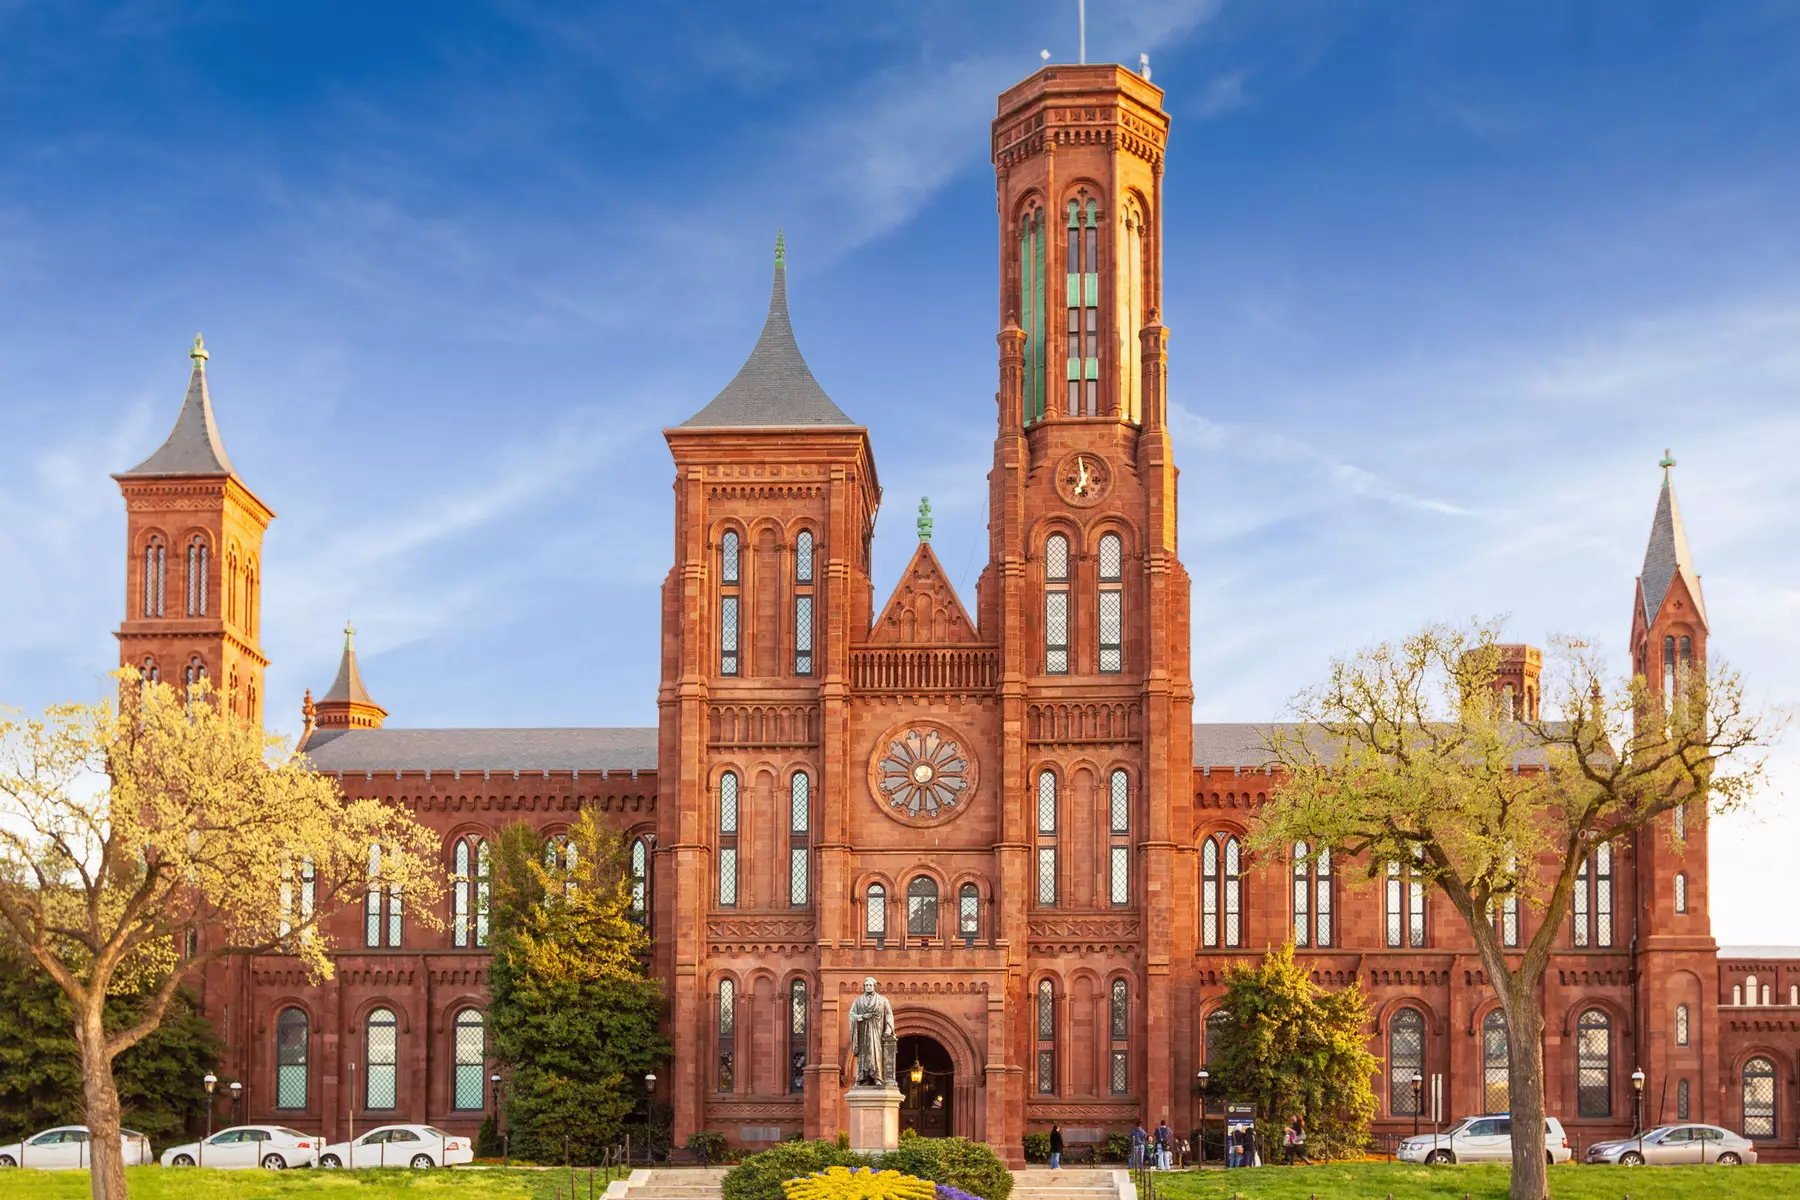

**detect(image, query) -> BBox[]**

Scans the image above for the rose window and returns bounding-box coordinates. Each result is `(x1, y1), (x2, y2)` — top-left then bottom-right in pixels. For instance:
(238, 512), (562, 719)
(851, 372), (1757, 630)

(875, 727), (972, 819)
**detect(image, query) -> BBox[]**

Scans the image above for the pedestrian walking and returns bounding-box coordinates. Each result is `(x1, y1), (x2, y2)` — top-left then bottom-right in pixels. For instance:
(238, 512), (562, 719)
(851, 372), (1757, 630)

(1155, 1120), (1172, 1170)
(1129, 1122), (1148, 1170)
(1285, 1117), (1311, 1166)
(1049, 1123), (1064, 1170)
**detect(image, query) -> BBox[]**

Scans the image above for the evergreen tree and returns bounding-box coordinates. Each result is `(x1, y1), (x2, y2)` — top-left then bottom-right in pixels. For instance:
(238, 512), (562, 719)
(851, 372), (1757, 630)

(486, 812), (669, 1163)
(1208, 943), (1378, 1162)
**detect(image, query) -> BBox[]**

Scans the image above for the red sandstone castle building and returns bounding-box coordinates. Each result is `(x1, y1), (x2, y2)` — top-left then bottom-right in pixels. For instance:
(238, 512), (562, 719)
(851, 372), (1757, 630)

(111, 64), (1798, 1160)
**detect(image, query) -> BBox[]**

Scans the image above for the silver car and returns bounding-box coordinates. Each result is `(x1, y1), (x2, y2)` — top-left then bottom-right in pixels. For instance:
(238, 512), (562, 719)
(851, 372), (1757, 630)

(1586, 1124), (1756, 1166)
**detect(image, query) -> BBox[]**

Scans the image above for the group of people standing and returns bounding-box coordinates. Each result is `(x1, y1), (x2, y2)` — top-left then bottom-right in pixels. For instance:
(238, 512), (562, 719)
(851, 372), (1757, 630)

(1043, 1115), (1310, 1171)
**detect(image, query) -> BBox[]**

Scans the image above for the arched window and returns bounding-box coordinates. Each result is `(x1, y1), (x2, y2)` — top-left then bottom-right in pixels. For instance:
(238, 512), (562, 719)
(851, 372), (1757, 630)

(1043, 535), (1070, 674)
(1110, 979), (1129, 1095)
(1389, 1009), (1425, 1116)
(142, 537), (166, 617)
(716, 978), (736, 1092)
(1202, 837), (1219, 947)
(1764, 983), (1773, 1006)
(1201, 833), (1243, 948)
(1676, 1077), (1690, 1121)
(719, 531), (741, 676)
(1745, 974), (1759, 1005)
(1098, 533), (1123, 673)
(907, 876), (938, 939)
(278, 854), (314, 938)
(1386, 848), (1427, 948)
(1743, 1057), (1776, 1138)
(629, 837), (650, 925)
(1675, 872), (1688, 914)
(1108, 769), (1130, 906)
(1663, 635), (1677, 700)
(1674, 801), (1687, 841)
(1734, 984), (1743, 1006)
(1036, 979), (1056, 1094)
(1482, 1010), (1510, 1114)
(789, 979), (808, 1094)
(789, 773), (811, 906)
(1792, 985), (1799, 1007)
(866, 882), (887, 944)
(1065, 195), (1100, 415)
(1574, 842), (1614, 948)
(183, 655), (206, 692)
(186, 537), (209, 617)
(452, 837), (490, 948)
(1576, 1009), (1612, 1118)
(452, 1009), (485, 1110)
(275, 1007), (308, 1110)
(1675, 1003), (1690, 1046)
(1036, 769), (1058, 905)
(364, 844), (401, 948)
(1205, 1009), (1230, 1066)
(365, 1007), (398, 1109)
(139, 657), (159, 685)
(1293, 843), (1332, 947)
(718, 772), (739, 908)
(1019, 205), (1047, 423)
(958, 882), (980, 941)
(793, 531), (815, 675)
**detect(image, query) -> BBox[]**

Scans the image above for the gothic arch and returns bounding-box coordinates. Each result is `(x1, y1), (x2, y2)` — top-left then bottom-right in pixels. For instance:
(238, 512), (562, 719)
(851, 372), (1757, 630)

(891, 1005), (983, 1082)
(1375, 994), (1445, 1037)
(1558, 995), (1632, 1039)
(349, 996), (410, 1034)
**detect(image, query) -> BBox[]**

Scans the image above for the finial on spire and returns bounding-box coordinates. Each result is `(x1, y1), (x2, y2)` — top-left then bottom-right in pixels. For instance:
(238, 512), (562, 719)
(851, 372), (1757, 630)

(344, 620), (356, 648)
(189, 332), (208, 367)
(1659, 448), (1677, 475)
(775, 229), (786, 269)
(917, 496), (933, 542)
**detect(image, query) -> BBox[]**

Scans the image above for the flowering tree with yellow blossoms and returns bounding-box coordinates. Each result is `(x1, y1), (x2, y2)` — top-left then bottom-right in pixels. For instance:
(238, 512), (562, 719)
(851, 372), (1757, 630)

(0, 676), (443, 1200)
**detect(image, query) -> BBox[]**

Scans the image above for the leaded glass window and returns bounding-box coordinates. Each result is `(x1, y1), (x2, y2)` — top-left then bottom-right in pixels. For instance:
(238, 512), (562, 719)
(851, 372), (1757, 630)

(1574, 855), (1591, 947)
(1482, 1010), (1509, 1114)
(1044, 535), (1069, 674)
(275, 1007), (308, 1110)
(907, 876), (938, 938)
(1098, 533), (1123, 672)
(1595, 842), (1613, 947)
(1109, 769), (1129, 833)
(794, 594), (813, 675)
(789, 773), (810, 906)
(718, 772), (739, 908)
(1020, 206), (1047, 423)
(1389, 1009), (1424, 1116)
(1109, 769), (1130, 906)
(143, 538), (165, 617)
(365, 1007), (398, 1109)
(453, 1009), (485, 1110)
(795, 531), (813, 583)
(1676, 1003), (1689, 1046)
(1205, 1009), (1229, 1065)
(1036, 979), (1056, 1095)
(1292, 842), (1311, 946)
(453, 838), (487, 947)
(1037, 848), (1056, 905)
(365, 844), (401, 948)
(1745, 1057), (1776, 1138)
(1202, 838), (1219, 947)
(1111, 982), (1130, 1093)
(789, 979), (807, 1094)
(1576, 1009), (1611, 1118)
(629, 836), (649, 923)
(187, 537), (208, 617)
(866, 883), (886, 937)
(720, 596), (740, 675)
(1676, 1077), (1690, 1121)
(1674, 801), (1686, 841)
(1385, 861), (1403, 948)
(717, 979), (735, 1092)
(1675, 872), (1688, 913)
(721, 531), (739, 584)
(1224, 837), (1242, 947)
(959, 883), (979, 937)
(1037, 770), (1057, 905)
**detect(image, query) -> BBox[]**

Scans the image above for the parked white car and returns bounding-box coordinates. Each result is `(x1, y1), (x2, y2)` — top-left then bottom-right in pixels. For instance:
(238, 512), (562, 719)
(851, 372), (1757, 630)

(160, 1125), (319, 1169)
(1586, 1123), (1757, 1165)
(1397, 1115), (1573, 1164)
(318, 1124), (472, 1169)
(0, 1126), (152, 1169)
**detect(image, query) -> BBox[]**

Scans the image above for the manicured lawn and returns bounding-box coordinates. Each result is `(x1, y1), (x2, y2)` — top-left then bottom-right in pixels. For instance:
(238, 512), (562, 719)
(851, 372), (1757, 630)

(0, 1167), (590, 1200)
(1150, 1162), (1798, 1199)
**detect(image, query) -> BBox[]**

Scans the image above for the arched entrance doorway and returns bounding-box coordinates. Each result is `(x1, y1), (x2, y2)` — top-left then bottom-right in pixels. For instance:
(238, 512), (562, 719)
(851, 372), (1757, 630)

(896, 1035), (954, 1138)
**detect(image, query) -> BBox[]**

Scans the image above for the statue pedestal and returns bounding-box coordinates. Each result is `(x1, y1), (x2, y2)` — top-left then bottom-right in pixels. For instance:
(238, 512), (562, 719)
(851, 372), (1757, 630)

(844, 1085), (904, 1154)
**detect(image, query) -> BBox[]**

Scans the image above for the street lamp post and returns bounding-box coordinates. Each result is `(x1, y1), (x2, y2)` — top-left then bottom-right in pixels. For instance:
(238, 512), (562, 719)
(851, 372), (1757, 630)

(229, 1080), (243, 1126)
(201, 1073), (217, 1167)
(1195, 1070), (1209, 1168)
(1632, 1067), (1646, 1156)
(1410, 1072), (1423, 1139)
(492, 1073), (507, 1165)
(644, 1073), (657, 1164)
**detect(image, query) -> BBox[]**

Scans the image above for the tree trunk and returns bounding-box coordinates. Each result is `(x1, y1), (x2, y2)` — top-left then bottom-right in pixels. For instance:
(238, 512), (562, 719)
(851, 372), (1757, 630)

(76, 1005), (129, 1200)
(1503, 985), (1551, 1200)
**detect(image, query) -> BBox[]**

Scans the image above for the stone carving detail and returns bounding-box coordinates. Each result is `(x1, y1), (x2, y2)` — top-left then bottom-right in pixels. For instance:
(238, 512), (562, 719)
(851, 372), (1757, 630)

(868, 721), (978, 827)
(708, 916), (816, 943)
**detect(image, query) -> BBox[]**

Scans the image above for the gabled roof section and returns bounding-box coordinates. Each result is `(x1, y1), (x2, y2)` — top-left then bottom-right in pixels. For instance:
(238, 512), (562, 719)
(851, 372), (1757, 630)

(679, 233), (854, 429)
(868, 541), (979, 644)
(118, 335), (237, 478)
(1638, 461), (1707, 630)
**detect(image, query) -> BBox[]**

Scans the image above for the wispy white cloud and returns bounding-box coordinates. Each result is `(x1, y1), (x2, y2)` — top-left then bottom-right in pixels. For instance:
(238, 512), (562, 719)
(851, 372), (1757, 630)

(1195, 69), (1251, 119)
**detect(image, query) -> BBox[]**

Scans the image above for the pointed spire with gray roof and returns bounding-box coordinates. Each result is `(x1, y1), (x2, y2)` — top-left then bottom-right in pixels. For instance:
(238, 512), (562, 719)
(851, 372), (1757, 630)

(679, 233), (855, 429)
(1638, 451), (1707, 630)
(119, 334), (237, 477)
(312, 622), (388, 732)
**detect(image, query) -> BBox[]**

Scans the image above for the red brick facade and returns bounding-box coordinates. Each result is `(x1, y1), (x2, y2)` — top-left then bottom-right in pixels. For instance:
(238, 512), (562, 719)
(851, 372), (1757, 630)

(110, 66), (1797, 1162)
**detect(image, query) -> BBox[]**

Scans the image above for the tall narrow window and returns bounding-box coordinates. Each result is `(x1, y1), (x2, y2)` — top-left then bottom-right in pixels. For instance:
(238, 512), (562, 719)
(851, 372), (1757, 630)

(1389, 1009), (1424, 1116)
(364, 844), (401, 948)
(1036, 979), (1056, 1094)
(1744, 1057), (1776, 1138)
(452, 1009), (485, 1110)
(866, 883), (886, 944)
(717, 979), (735, 1092)
(1098, 533), (1123, 673)
(789, 979), (808, 1094)
(1385, 860), (1404, 948)
(275, 1007), (308, 1110)
(793, 530), (815, 676)
(1746, 974), (1759, 1005)
(1410, 849), (1428, 947)
(720, 531), (741, 676)
(1675, 872), (1688, 913)
(1576, 1009), (1612, 1118)
(186, 537), (209, 617)
(1663, 635), (1677, 701)
(629, 837), (649, 925)
(1293, 843), (1332, 947)
(959, 883), (980, 940)
(1110, 979), (1129, 1094)
(1500, 893), (1520, 948)
(1036, 770), (1058, 905)
(1043, 535), (1070, 674)
(143, 538), (166, 617)
(1676, 1078), (1690, 1121)
(1674, 801), (1687, 841)
(1293, 842), (1311, 947)
(1019, 206), (1046, 423)
(1120, 198), (1144, 422)
(1574, 854), (1591, 948)
(1574, 843), (1614, 948)
(907, 876), (938, 939)
(1223, 837), (1243, 947)
(1205, 1009), (1230, 1067)
(718, 772), (739, 908)
(365, 1008), (398, 1109)
(1675, 1003), (1689, 1047)
(789, 773), (810, 906)
(1202, 837), (1220, 948)
(451, 838), (475, 947)
(1065, 197), (1100, 415)
(1482, 1010), (1510, 1114)
(1108, 768), (1130, 906)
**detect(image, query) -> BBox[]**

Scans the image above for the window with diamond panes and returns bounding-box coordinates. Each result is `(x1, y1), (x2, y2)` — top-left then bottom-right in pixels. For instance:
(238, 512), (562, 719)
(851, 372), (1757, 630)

(717, 979), (735, 1092)
(866, 883), (886, 941)
(1202, 837), (1220, 946)
(719, 531), (741, 675)
(452, 1009), (485, 1110)
(1036, 770), (1058, 904)
(629, 837), (649, 924)
(279, 853), (314, 938)
(793, 530), (815, 675)
(186, 537), (209, 617)
(1745, 1057), (1776, 1138)
(1110, 979), (1129, 1094)
(789, 979), (807, 1094)
(365, 844), (402, 948)
(1482, 1010), (1509, 1114)
(1576, 1009), (1612, 1118)
(1676, 1003), (1690, 1046)
(907, 876), (938, 938)
(452, 837), (490, 948)
(143, 537), (165, 617)
(1098, 533), (1123, 672)
(1036, 979), (1056, 1094)
(365, 1007), (398, 1109)
(1292, 842), (1331, 947)
(1385, 850), (1427, 948)
(718, 773), (739, 908)
(1675, 871), (1688, 913)
(275, 1007), (308, 1110)
(1043, 535), (1069, 674)
(1389, 1008), (1424, 1115)
(1109, 769), (1130, 905)
(1574, 843), (1614, 948)
(959, 883), (979, 938)
(1676, 1077), (1690, 1121)
(789, 773), (810, 906)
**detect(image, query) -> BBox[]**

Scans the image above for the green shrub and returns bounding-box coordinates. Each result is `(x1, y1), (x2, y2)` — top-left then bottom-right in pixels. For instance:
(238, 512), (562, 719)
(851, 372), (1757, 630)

(688, 1130), (732, 1164)
(474, 1115), (502, 1159)
(1020, 1132), (1050, 1163)
(724, 1140), (869, 1200)
(877, 1138), (1011, 1200)
(1101, 1132), (1131, 1163)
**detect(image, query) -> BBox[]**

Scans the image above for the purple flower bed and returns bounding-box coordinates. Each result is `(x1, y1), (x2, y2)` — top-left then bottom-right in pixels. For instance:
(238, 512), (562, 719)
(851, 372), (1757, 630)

(935, 1187), (981, 1200)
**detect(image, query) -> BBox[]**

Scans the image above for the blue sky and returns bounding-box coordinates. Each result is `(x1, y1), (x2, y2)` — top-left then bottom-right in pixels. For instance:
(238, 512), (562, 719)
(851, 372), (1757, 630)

(2, 1), (1796, 940)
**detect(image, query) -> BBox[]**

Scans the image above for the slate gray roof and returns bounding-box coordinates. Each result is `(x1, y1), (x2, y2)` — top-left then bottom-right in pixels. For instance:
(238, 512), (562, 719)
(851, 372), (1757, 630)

(320, 628), (378, 707)
(1639, 474), (1707, 628)
(678, 239), (855, 429)
(119, 357), (236, 477)
(1192, 723), (1289, 768)
(1718, 946), (1800, 961)
(300, 727), (658, 774)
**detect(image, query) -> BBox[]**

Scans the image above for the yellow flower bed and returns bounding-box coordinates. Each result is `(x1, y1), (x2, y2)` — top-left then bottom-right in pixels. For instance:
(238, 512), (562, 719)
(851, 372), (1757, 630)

(781, 1166), (937, 1200)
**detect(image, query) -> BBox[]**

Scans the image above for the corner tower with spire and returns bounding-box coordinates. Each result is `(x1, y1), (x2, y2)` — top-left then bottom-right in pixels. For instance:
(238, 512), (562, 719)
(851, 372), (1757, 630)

(114, 335), (274, 723)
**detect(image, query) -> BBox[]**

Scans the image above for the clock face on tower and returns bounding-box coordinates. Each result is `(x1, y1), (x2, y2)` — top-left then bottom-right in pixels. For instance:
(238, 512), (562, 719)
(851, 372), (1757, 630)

(1054, 452), (1112, 507)
(868, 721), (978, 827)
